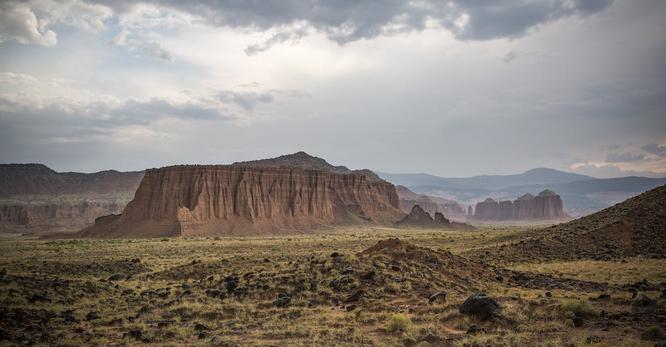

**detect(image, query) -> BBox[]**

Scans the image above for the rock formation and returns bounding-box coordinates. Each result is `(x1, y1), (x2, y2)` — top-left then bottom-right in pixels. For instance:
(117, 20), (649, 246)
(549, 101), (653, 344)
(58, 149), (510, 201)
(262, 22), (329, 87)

(395, 205), (473, 230)
(473, 190), (566, 221)
(474, 198), (501, 220)
(0, 164), (143, 233)
(80, 160), (405, 237)
(0, 205), (30, 226)
(395, 185), (466, 220)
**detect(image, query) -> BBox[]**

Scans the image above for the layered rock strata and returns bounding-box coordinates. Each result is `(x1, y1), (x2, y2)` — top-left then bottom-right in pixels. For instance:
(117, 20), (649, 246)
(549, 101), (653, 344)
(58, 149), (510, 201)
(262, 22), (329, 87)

(79, 165), (404, 237)
(473, 190), (566, 221)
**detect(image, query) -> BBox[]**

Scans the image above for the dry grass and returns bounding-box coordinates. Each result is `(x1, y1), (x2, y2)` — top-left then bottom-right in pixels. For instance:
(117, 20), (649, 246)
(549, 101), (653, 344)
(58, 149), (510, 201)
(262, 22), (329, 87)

(0, 225), (664, 346)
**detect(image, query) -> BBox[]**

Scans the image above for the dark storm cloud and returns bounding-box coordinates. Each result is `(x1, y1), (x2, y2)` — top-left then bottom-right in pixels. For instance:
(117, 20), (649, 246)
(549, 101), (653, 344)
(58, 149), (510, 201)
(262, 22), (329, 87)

(94, 0), (613, 43)
(643, 143), (666, 157)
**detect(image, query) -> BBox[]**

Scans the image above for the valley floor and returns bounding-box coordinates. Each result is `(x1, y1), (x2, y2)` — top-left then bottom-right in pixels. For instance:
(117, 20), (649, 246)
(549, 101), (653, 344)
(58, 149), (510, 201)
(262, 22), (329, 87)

(1, 227), (664, 346)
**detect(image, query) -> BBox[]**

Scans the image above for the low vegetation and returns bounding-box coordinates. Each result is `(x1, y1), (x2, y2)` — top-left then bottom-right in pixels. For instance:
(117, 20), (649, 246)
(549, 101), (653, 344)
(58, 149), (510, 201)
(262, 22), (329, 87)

(0, 226), (664, 346)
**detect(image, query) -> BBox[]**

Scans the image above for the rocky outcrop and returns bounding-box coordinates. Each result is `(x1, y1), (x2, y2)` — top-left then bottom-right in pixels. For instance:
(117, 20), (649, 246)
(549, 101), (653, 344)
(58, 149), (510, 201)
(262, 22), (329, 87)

(474, 198), (501, 220)
(396, 205), (473, 230)
(395, 185), (466, 219)
(80, 164), (404, 238)
(473, 190), (566, 221)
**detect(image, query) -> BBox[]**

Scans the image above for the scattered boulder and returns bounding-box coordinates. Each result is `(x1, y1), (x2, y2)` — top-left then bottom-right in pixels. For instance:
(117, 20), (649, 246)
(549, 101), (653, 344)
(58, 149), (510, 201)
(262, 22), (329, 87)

(273, 293), (291, 307)
(107, 274), (126, 281)
(633, 294), (656, 307)
(224, 275), (239, 294)
(344, 289), (363, 303)
(194, 323), (209, 331)
(428, 291), (447, 304)
(596, 294), (611, 301)
(466, 324), (485, 335)
(85, 311), (101, 321)
(459, 293), (501, 320)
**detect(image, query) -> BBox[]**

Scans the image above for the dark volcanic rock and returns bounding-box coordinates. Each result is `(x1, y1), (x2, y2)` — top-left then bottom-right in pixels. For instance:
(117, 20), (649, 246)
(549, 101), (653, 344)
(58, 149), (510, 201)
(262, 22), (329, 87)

(459, 293), (501, 320)
(273, 293), (291, 307)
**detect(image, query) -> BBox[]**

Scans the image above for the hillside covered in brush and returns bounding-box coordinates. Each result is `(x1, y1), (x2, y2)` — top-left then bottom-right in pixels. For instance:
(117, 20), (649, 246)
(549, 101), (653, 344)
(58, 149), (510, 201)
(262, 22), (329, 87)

(470, 185), (666, 264)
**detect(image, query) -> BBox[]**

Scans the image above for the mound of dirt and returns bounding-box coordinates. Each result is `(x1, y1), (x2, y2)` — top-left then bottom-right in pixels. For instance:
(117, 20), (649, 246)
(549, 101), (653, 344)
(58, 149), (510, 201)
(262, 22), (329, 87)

(470, 185), (666, 264)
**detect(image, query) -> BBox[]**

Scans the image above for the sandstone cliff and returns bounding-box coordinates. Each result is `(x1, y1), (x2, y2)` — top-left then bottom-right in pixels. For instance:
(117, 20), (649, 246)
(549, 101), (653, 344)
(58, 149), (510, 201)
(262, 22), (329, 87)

(473, 190), (566, 221)
(80, 164), (404, 237)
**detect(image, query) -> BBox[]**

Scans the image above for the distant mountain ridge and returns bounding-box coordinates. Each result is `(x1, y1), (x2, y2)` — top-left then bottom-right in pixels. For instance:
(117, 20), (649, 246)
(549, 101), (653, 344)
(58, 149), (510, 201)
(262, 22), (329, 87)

(378, 168), (666, 217)
(0, 163), (144, 197)
(378, 168), (594, 191)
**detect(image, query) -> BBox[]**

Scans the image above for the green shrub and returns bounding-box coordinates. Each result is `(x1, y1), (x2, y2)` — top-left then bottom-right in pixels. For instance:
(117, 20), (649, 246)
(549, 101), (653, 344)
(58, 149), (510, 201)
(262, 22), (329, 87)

(559, 300), (596, 318)
(387, 314), (411, 334)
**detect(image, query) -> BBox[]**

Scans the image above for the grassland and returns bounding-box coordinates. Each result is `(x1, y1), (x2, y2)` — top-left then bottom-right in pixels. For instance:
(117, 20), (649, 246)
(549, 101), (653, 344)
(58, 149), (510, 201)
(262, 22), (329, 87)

(1, 226), (664, 346)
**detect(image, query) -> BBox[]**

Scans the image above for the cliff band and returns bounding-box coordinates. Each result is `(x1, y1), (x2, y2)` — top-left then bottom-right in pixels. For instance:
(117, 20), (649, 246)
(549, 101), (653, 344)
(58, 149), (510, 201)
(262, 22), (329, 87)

(473, 190), (566, 221)
(79, 165), (404, 237)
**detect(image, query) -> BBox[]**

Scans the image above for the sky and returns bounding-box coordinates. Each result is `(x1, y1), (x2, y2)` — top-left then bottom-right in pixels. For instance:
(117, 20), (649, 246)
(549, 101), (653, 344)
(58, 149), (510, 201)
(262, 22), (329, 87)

(0, 0), (665, 178)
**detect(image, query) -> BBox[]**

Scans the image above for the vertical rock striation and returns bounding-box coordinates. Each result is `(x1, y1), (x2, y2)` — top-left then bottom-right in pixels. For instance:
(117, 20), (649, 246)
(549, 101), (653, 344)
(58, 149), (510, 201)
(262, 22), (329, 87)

(473, 190), (566, 221)
(79, 165), (404, 237)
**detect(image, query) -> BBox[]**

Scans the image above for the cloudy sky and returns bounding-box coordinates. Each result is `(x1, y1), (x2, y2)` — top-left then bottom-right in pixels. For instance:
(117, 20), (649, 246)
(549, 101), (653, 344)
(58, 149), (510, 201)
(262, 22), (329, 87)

(0, 0), (665, 178)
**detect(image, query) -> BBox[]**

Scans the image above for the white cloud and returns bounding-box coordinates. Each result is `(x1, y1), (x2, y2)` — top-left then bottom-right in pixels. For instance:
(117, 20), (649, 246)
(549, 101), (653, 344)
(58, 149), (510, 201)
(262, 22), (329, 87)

(0, 1), (57, 46)
(0, 0), (113, 46)
(109, 29), (173, 61)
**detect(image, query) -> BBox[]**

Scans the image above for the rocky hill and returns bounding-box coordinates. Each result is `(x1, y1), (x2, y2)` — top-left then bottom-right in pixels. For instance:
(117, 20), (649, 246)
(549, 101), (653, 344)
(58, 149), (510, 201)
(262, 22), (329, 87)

(79, 163), (404, 238)
(233, 151), (351, 174)
(0, 164), (143, 234)
(473, 190), (566, 221)
(395, 185), (466, 219)
(470, 185), (666, 263)
(395, 205), (473, 230)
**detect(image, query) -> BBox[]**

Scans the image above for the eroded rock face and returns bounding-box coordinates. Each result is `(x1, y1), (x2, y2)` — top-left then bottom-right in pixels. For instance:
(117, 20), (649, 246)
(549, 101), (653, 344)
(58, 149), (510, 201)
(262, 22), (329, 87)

(80, 165), (404, 237)
(0, 205), (30, 226)
(395, 185), (465, 219)
(473, 190), (566, 221)
(396, 205), (434, 226)
(396, 205), (473, 230)
(474, 198), (500, 220)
